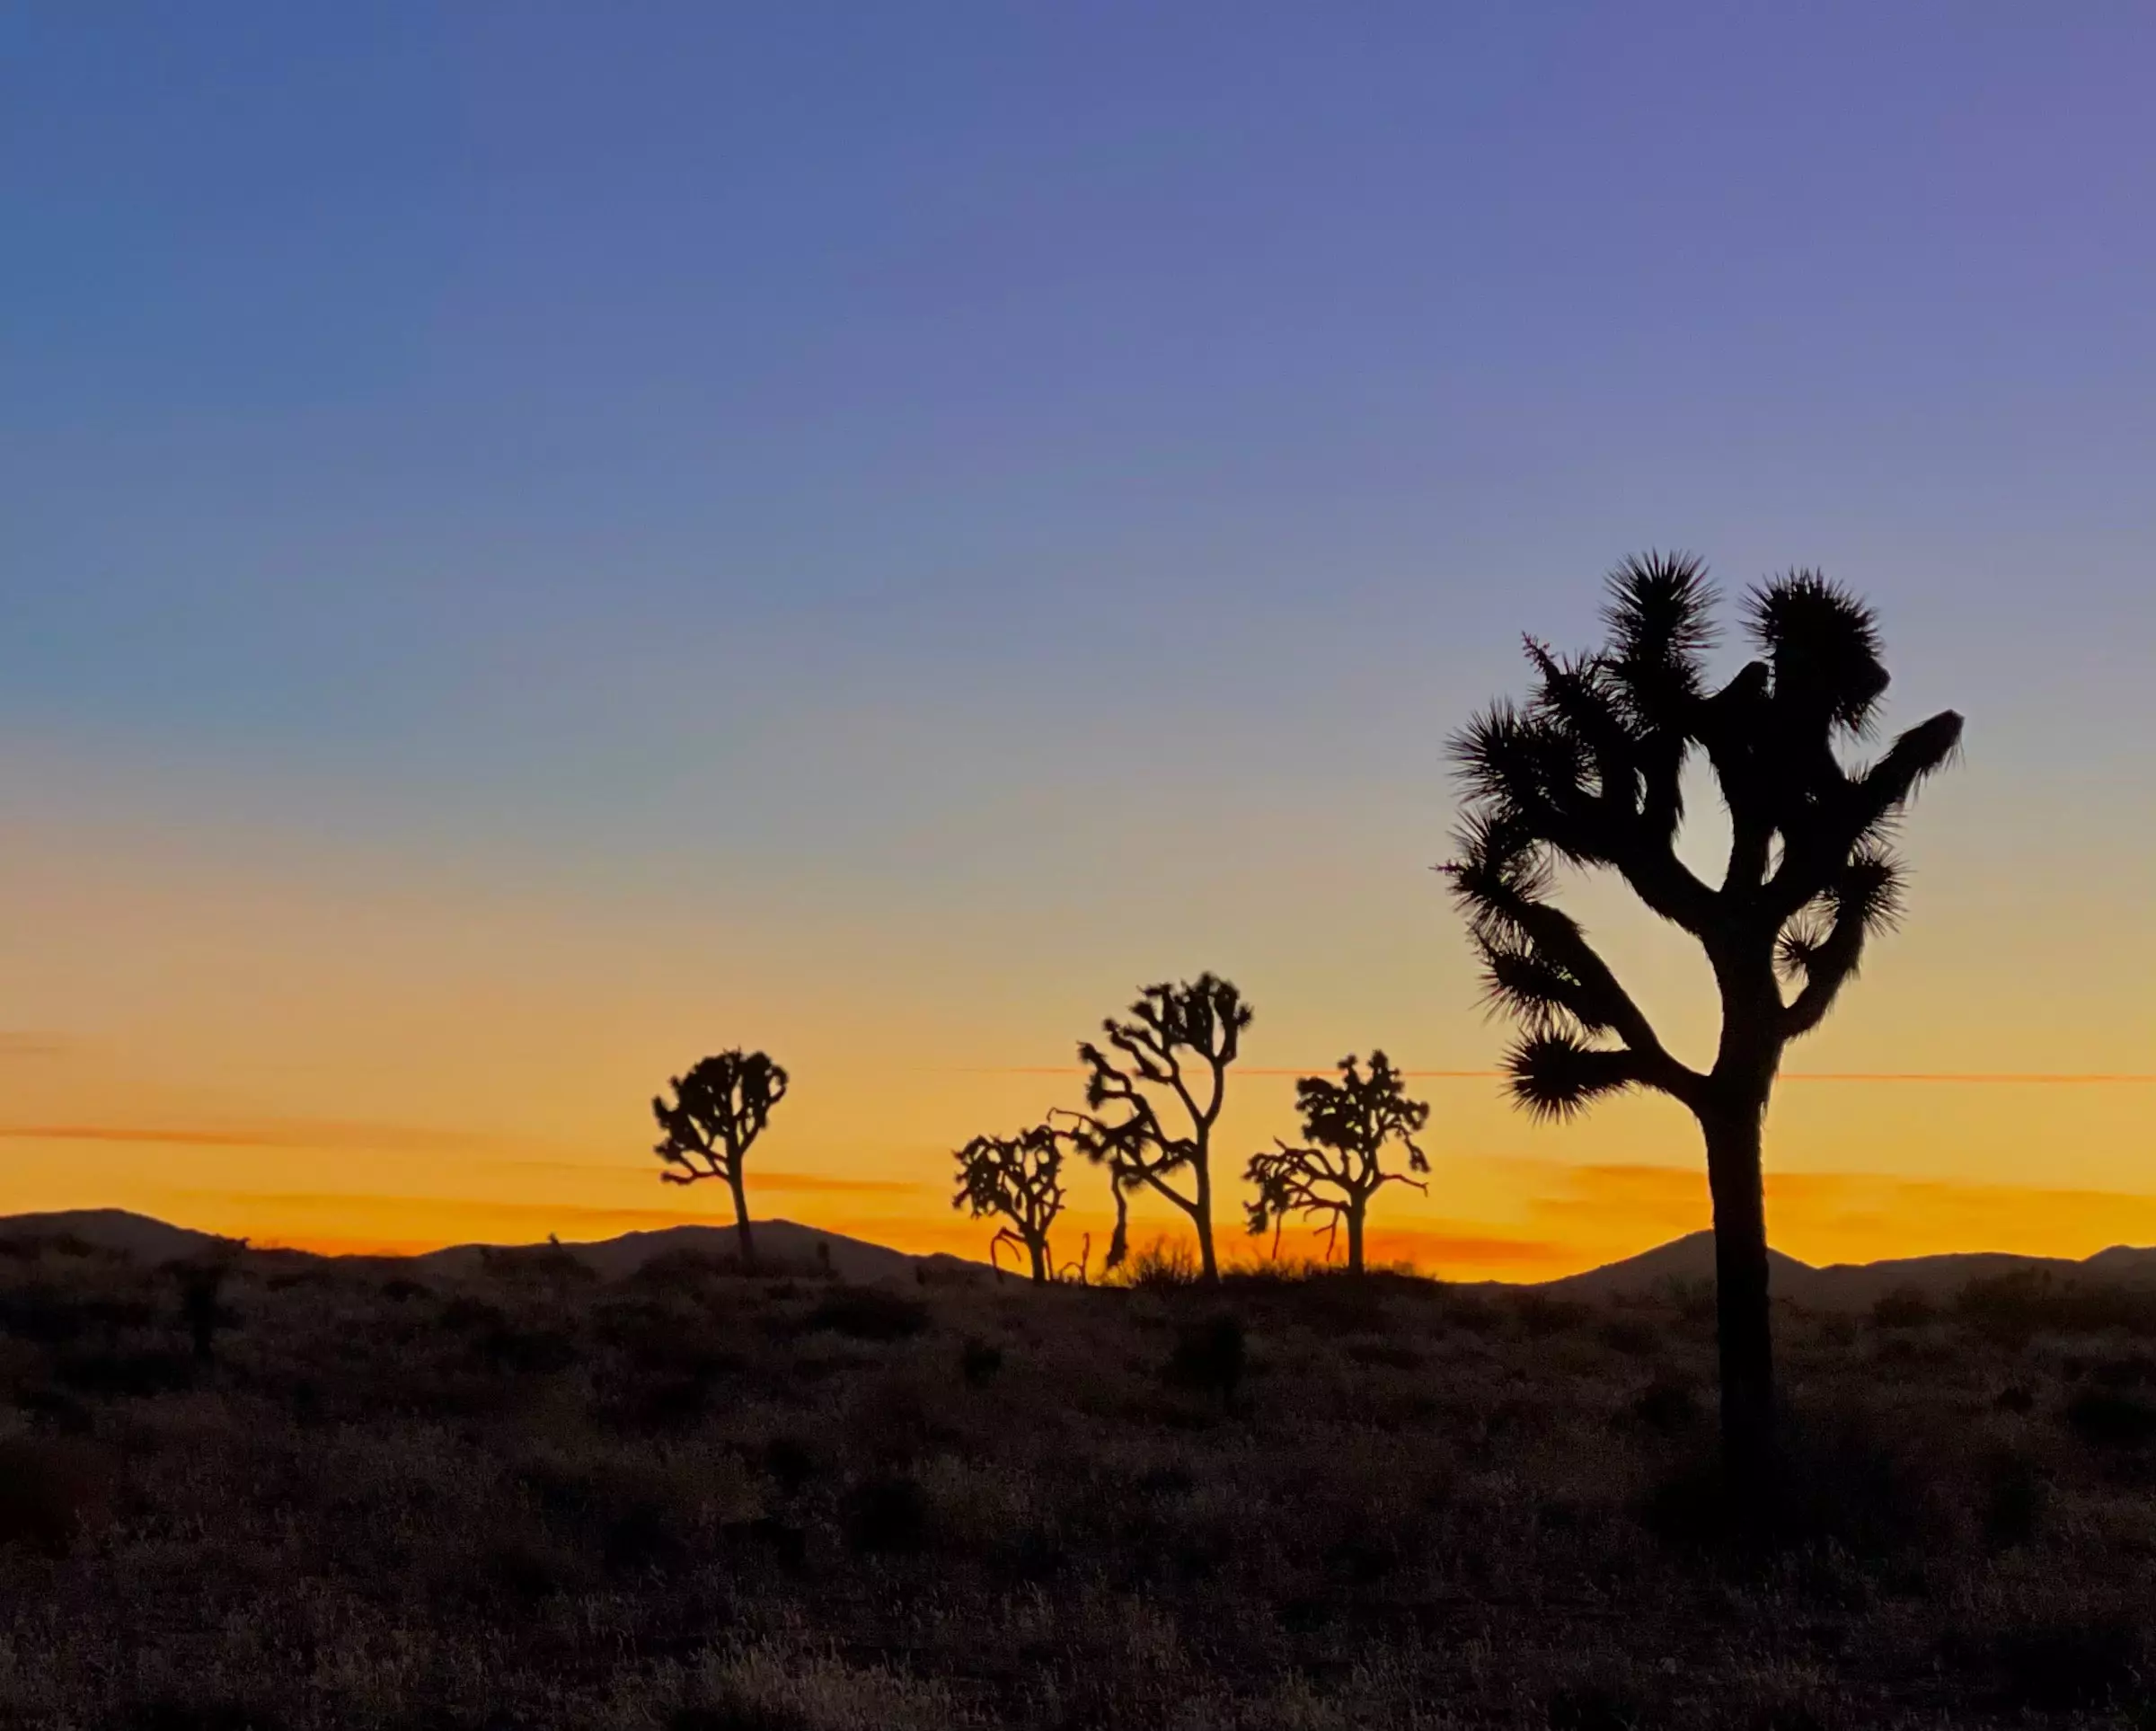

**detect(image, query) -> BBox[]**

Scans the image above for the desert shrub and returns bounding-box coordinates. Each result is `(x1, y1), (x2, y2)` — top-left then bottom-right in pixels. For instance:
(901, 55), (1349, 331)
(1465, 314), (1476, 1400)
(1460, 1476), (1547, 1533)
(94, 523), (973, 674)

(1980, 1450), (2047, 1550)
(1945, 1618), (2150, 1713)
(1511, 1294), (1586, 1337)
(2090, 1351), (2156, 1387)
(1629, 1378), (1701, 1435)
(379, 1276), (428, 1302)
(53, 1347), (195, 1398)
(763, 1435), (818, 1494)
(721, 1514), (808, 1569)
(1163, 1313), (1245, 1412)
(0, 1435), (115, 1555)
(808, 1288), (929, 1342)
(478, 1326), (578, 1375)
(438, 1296), (508, 1332)
(1345, 1338), (1423, 1370)
(1641, 1411), (1936, 1559)
(1595, 1315), (1661, 1356)
(125, 1702), (286, 1731)
(631, 1248), (737, 1290)
(842, 1473), (930, 1554)
(480, 1243), (597, 1285)
(1118, 1238), (1201, 1290)
(1869, 1286), (1935, 1329)
(2063, 1387), (2156, 1450)
(1993, 1383), (2036, 1413)
(959, 1337), (1003, 1386)
(1957, 1268), (2156, 1343)
(1546, 1681), (1648, 1730)
(0, 1285), (82, 1344)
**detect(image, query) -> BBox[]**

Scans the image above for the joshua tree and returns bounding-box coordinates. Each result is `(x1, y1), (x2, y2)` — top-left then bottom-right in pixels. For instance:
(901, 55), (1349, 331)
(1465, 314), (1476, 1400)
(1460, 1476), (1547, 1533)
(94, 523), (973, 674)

(1066, 973), (1250, 1282)
(652, 1048), (790, 1267)
(1445, 554), (1960, 1508)
(952, 1123), (1068, 1285)
(1246, 1051), (1430, 1273)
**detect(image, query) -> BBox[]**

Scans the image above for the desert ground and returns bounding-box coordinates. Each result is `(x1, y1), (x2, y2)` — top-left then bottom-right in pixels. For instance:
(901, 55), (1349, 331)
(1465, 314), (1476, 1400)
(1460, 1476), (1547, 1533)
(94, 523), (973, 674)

(3, 1226), (2155, 1730)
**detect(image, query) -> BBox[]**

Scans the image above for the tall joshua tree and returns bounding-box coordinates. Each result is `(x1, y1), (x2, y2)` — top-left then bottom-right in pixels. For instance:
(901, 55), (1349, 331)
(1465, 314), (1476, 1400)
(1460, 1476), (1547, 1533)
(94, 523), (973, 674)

(952, 1123), (1068, 1285)
(652, 1048), (789, 1267)
(1067, 974), (1251, 1282)
(1246, 1051), (1430, 1274)
(1446, 554), (1960, 1505)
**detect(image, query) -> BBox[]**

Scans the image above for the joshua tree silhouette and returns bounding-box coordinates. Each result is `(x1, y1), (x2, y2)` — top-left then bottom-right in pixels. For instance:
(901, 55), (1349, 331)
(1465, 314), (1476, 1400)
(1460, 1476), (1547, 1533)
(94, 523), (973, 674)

(1445, 554), (1961, 1511)
(652, 1048), (790, 1267)
(952, 1123), (1068, 1285)
(1067, 974), (1251, 1283)
(1245, 1051), (1429, 1274)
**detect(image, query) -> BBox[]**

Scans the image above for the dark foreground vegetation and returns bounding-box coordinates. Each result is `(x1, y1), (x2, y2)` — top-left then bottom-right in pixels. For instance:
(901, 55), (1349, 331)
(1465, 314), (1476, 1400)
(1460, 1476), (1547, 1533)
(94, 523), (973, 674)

(5, 1234), (2156, 1730)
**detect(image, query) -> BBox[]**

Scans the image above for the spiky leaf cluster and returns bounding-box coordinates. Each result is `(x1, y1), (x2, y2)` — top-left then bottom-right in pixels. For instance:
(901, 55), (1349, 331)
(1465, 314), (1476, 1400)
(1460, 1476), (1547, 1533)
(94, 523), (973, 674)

(1445, 553), (1962, 1120)
(653, 1048), (790, 1186)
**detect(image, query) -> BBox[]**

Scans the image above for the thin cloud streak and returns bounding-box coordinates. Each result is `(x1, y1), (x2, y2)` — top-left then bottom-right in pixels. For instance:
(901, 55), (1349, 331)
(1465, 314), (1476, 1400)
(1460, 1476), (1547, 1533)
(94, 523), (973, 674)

(952, 1066), (2156, 1085)
(0, 1120), (531, 1153)
(498, 1160), (927, 1196)
(0, 1032), (71, 1060)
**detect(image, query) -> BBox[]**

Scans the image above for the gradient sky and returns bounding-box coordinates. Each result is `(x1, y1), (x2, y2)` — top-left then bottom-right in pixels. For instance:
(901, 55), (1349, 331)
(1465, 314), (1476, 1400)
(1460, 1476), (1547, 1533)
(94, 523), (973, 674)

(4, 5), (2154, 1276)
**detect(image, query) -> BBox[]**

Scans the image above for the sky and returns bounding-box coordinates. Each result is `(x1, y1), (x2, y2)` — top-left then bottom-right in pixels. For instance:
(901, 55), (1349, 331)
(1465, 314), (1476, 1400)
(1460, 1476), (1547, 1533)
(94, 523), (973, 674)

(4, 4), (2154, 1277)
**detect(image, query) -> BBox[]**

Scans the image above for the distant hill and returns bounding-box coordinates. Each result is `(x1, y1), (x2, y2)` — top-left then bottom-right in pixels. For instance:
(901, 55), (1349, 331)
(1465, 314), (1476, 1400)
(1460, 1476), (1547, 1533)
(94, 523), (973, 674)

(6, 1207), (2153, 1303)
(1542, 1229), (2156, 1309)
(414, 1218), (963, 1285)
(1542, 1231), (1816, 1301)
(0, 1208), (226, 1262)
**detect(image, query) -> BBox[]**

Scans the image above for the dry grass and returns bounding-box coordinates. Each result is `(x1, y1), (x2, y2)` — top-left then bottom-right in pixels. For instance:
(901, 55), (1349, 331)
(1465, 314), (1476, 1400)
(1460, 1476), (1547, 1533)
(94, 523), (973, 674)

(2, 1234), (2154, 1727)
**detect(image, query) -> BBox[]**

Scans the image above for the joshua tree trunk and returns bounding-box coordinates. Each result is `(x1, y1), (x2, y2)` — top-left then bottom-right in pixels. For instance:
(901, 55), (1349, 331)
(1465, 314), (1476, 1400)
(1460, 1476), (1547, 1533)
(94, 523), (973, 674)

(1028, 1237), (1048, 1285)
(1345, 1206), (1366, 1275)
(729, 1170), (756, 1268)
(1701, 1100), (1774, 1517)
(1193, 1163), (1218, 1281)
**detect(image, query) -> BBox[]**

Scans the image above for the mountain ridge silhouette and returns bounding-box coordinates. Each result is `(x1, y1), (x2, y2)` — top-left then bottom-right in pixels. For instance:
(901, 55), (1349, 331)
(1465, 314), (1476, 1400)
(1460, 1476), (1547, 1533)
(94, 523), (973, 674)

(6, 1207), (2153, 1301)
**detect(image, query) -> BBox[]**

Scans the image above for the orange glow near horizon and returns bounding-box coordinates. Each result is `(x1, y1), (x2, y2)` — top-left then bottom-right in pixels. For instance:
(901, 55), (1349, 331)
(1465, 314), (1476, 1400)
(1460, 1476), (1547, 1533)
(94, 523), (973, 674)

(5, 799), (2156, 1280)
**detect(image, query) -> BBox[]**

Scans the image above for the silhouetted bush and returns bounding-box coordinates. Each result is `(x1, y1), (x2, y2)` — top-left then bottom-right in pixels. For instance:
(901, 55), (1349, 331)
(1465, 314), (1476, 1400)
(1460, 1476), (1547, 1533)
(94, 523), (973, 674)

(1120, 1238), (1202, 1290)
(762, 1435), (817, 1495)
(1546, 1681), (1648, 1730)
(438, 1296), (508, 1332)
(54, 1347), (195, 1399)
(1511, 1294), (1586, 1338)
(1948, 1618), (2150, 1713)
(126, 1702), (286, 1731)
(2063, 1387), (2156, 1450)
(0, 1285), (154, 1344)
(1980, 1451), (2046, 1550)
(1869, 1286), (1934, 1329)
(841, 1474), (929, 1554)
(1630, 1379), (1701, 1435)
(0, 1435), (115, 1556)
(959, 1337), (1003, 1386)
(1164, 1313), (1245, 1412)
(1956, 1268), (2156, 1343)
(808, 1288), (928, 1342)
(1596, 1316), (1661, 1356)
(478, 1327), (577, 1376)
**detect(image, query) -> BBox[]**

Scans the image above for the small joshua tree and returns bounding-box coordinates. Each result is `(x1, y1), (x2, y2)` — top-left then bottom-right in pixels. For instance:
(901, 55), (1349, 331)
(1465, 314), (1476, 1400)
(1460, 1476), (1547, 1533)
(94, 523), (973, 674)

(952, 1123), (1068, 1285)
(652, 1048), (789, 1267)
(1066, 973), (1250, 1282)
(1246, 1051), (1429, 1274)
(1446, 553), (1960, 1509)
